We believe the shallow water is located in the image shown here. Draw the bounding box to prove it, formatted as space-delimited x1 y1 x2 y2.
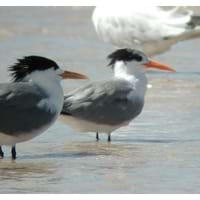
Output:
0 7 200 193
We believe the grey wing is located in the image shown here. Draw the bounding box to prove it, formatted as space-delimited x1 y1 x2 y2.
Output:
62 80 144 125
0 82 54 135
0 83 43 107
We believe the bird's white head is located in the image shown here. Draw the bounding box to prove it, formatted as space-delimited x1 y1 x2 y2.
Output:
107 49 175 78
9 56 89 116
9 56 88 83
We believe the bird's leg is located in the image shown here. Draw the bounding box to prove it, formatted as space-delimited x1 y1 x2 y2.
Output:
11 145 16 160
108 133 111 142
96 131 99 141
0 146 4 158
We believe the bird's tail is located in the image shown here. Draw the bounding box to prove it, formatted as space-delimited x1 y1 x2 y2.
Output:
188 15 200 29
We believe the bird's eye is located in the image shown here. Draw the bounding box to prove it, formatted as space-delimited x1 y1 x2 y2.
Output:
135 55 143 62
54 66 59 70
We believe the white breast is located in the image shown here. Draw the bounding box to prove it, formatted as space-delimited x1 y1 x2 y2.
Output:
28 69 64 116
59 115 130 134
0 118 57 145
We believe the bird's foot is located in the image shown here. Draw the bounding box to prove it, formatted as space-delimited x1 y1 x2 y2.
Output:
108 134 111 142
11 145 16 160
0 146 4 159
96 132 99 142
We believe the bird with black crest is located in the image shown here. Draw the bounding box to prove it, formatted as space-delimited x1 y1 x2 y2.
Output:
0 55 88 159
61 49 175 142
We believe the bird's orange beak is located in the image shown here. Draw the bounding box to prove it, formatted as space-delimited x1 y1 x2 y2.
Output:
60 70 88 79
144 60 176 72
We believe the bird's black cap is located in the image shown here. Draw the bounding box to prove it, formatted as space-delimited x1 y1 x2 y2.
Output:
107 48 143 67
9 56 59 82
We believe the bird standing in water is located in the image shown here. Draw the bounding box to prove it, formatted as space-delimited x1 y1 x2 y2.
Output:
0 56 88 159
61 49 175 141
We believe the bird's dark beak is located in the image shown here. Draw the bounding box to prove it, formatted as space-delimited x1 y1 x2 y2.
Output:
144 60 176 72
60 70 88 79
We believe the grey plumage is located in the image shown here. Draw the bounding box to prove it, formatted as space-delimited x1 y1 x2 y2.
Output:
188 15 200 28
0 82 56 136
0 55 75 159
61 79 144 126
61 48 175 142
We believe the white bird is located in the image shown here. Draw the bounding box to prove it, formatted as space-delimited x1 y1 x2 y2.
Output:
61 49 175 142
92 6 200 55
0 56 88 159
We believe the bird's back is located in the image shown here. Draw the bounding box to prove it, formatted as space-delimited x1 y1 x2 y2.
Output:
62 79 144 126
0 82 57 136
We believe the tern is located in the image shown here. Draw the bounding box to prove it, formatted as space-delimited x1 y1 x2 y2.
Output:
61 49 175 142
92 6 200 55
0 56 88 159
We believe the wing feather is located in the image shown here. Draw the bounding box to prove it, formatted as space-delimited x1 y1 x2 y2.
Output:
62 80 144 125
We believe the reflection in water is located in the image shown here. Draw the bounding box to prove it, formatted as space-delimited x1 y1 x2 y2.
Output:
0 160 57 193
63 141 141 157
0 7 200 193
0 161 55 179
0 141 147 193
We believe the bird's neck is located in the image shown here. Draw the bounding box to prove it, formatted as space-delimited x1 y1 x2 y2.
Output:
114 61 147 96
24 70 64 114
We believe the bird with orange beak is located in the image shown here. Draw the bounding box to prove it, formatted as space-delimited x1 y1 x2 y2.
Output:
61 49 175 142
0 56 88 159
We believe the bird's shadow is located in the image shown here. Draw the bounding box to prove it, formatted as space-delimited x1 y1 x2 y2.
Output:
114 138 199 144
114 138 175 143
5 138 198 161
19 151 99 160
19 140 134 160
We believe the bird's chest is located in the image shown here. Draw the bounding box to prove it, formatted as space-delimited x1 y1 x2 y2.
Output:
45 89 64 116
37 83 64 117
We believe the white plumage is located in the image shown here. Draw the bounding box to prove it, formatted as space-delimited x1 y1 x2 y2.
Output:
92 6 200 55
